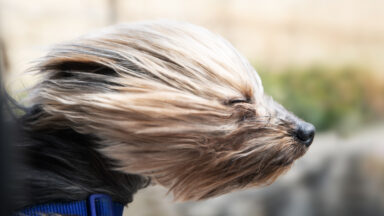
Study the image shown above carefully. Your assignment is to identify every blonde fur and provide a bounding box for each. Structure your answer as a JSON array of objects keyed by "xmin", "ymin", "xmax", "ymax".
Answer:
[{"xmin": 27, "ymin": 21, "xmax": 310, "ymax": 201}]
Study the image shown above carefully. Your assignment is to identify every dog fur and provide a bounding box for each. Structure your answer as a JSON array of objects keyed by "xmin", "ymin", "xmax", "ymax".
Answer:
[{"xmin": 10, "ymin": 20, "xmax": 314, "ymax": 210}]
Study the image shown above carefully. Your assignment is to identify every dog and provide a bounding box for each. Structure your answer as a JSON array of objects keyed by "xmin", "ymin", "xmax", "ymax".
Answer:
[{"xmin": 8, "ymin": 20, "xmax": 315, "ymax": 213}]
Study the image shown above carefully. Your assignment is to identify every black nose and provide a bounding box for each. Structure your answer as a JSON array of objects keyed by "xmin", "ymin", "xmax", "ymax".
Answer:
[{"xmin": 295, "ymin": 122, "xmax": 315, "ymax": 147}]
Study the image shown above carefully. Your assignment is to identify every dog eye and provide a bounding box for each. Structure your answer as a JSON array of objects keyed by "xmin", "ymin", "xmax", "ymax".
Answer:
[{"xmin": 227, "ymin": 98, "xmax": 251, "ymax": 105}]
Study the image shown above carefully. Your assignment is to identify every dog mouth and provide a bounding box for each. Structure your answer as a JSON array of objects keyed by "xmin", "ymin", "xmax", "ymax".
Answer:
[{"xmin": 272, "ymin": 147, "xmax": 306, "ymax": 168}]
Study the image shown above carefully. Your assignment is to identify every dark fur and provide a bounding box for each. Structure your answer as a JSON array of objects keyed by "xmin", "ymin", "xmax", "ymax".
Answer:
[{"xmin": 9, "ymin": 105, "xmax": 149, "ymax": 210}]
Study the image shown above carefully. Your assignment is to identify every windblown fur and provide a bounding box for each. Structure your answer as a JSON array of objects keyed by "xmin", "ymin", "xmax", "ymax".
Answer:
[{"xmin": 17, "ymin": 20, "xmax": 312, "ymax": 206}]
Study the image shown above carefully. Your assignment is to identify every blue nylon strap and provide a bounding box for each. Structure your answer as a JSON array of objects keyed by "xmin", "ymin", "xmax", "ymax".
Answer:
[{"xmin": 17, "ymin": 194, "xmax": 124, "ymax": 216}]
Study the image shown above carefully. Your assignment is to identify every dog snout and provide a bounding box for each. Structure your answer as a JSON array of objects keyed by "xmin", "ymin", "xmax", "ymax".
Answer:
[{"xmin": 295, "ymin": 121, "xmax": 315, "ymax": 147}]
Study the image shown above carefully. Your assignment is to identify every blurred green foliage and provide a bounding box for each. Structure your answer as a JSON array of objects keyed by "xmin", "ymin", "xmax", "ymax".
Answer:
[{"xmin": 258, "ymin": 65, "xmax": 384, "ymax": 132}]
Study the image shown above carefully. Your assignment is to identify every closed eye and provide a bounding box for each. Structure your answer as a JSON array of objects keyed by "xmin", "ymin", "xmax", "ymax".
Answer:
[{"xmin": 227, "ymin": 98, "xmax": 251, "ymax": 105}]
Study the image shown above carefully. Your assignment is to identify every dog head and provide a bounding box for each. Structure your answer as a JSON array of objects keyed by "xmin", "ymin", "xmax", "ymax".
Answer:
[{"xmin": 28, "ymin": 21, "xmax": 315, "ymax": 201}]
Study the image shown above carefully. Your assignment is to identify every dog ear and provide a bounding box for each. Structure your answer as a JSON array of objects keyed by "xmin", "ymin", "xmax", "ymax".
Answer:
[
  {"xmin": 36, "ymin": 54, "xmax": 125, "ymax": 93},
  {"xmin": 44, "ymin": 61, "xmax": 119, "ymax": 79}
]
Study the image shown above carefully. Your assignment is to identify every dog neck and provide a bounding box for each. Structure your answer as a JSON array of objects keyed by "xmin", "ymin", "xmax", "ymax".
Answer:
[{"xmin": 12, "ymin": 106, "xmax": 149, "ymax": 210}]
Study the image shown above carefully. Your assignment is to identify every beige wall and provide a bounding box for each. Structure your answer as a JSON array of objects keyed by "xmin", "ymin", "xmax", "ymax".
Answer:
[{"xmin": 1, "ymin": 0, "xmax": 383, "ymax": 90}]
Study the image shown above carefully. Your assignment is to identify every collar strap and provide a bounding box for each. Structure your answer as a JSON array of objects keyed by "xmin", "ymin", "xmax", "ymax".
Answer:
[{"xmin": 17, "ymin": 194, "xmax": 124, "ymax": 216}]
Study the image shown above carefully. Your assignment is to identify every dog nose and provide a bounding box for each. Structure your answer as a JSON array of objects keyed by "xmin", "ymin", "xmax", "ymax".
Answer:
[{"xmin": 295, "ymin": 122, "xmax": 315, "ymax": 147}]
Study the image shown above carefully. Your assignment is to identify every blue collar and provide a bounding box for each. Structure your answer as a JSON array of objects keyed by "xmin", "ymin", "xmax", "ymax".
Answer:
[{"xmin": 17, "ymin": 194, "xmax": 124, "ymax": 216}]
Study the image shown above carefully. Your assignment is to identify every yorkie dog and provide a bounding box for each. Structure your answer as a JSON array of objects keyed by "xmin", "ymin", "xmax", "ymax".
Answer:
[{"xmin": 9, "ymin": 20, "xmax": 314, "ymax": 212}]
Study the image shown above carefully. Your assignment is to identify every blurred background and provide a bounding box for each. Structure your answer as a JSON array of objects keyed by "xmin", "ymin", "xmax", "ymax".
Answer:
[{"xmin": 1, "ymin": 0, "xmax": 383, "ymax": 215}]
